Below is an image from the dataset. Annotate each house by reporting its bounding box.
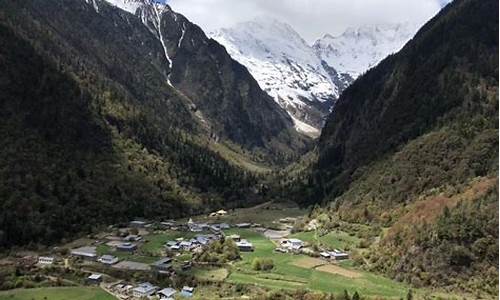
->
[132,282,158,298]
[116,242,137,252]
[130,220,147,228]
[160,221,176,229]
[157,287,177,299]
[236,239,254,252]
[281,239,304,250]
[179,241,193,250]
[151,257,173,273]
[330,250,349,260]
[38,256,54,265]
[87,274,103,284]
[98,255,119,265]
[124,235,142,242]
[187,218,204,232]
[219,223,230,229]
[209,224,221,233]
[179,286,194,298]
[216,209,227,216]
[236,223,251,228]
[165,241,181,251]
[195,236,210,246]
[71,246,97,260]
[181,261,192,270]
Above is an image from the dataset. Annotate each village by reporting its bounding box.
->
[13,206,352,300]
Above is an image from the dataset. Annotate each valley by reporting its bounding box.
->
[0,201,477,300]
[0,0,497,299]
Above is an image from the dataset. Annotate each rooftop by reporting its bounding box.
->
[133,282,157,293]
[88,274,102,280]
[152,257,173,266]
[158,287,177,297]
[71,246,97,256]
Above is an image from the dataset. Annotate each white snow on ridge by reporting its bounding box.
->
[104,0,143,14]
[211,17,339,103]
[210,17,340,132]
[314,23,419,78]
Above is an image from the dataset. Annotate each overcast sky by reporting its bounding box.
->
[166,0,451,43]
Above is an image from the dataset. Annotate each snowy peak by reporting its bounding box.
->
[213,17,317,66]
[103,0,170,15]
[314,22,419,78]
[210,17,349,136]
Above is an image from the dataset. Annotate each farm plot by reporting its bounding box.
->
[0,287,116,300]
[226,229,411,299]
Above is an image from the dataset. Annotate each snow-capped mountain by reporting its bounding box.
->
[210,18,352,136]
[314,23,419,78]
[82,0,304,151]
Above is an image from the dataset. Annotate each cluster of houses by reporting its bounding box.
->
[165,233,221,252]
[109,281,195,299]
[274,239,350,260]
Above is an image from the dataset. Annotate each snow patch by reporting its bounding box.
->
[289,114,320,138]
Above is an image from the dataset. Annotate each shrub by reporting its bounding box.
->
[252,258,274,271]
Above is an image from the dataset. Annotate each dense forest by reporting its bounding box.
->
[285,0,499,294]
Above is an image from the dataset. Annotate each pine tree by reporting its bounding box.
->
[352,291,360,300]
[406,290,413,300]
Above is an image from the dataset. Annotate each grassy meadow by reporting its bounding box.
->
[0,287,116,300]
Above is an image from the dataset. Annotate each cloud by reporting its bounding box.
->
[167,0,450,43]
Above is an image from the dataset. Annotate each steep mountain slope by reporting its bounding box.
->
[291,0,498,294]
[210,18,353,136]
[314,23,419,78]
[0,0,307,248]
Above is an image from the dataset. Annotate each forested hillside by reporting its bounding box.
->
[0,0,307,248]
[288,0,498,294]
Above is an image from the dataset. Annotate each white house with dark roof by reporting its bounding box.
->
[330,250,349,260]
[151,257,173,273]
[116,242,137,252]
[132,282,158,298]
[98,255,119,265]
[87,274,102,284]
[38,256,54,265]
[180,286,194,298]
[157,287,177,299]
[281,238,305,251]
[236,239,254,252]
[71,246,97,260]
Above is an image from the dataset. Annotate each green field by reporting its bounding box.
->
[225,229,411,299]
[0,287,116,300]
[95,230,197,264]
[187,201,307,229]
[141,231,196,254]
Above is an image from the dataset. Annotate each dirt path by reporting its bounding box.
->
[292,257,325,269]
[316,264,362,279]
[292,257,362,279]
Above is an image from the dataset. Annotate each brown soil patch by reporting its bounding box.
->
[316,264,362,279]
[390,177,497,233]
[292,257,326,269]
